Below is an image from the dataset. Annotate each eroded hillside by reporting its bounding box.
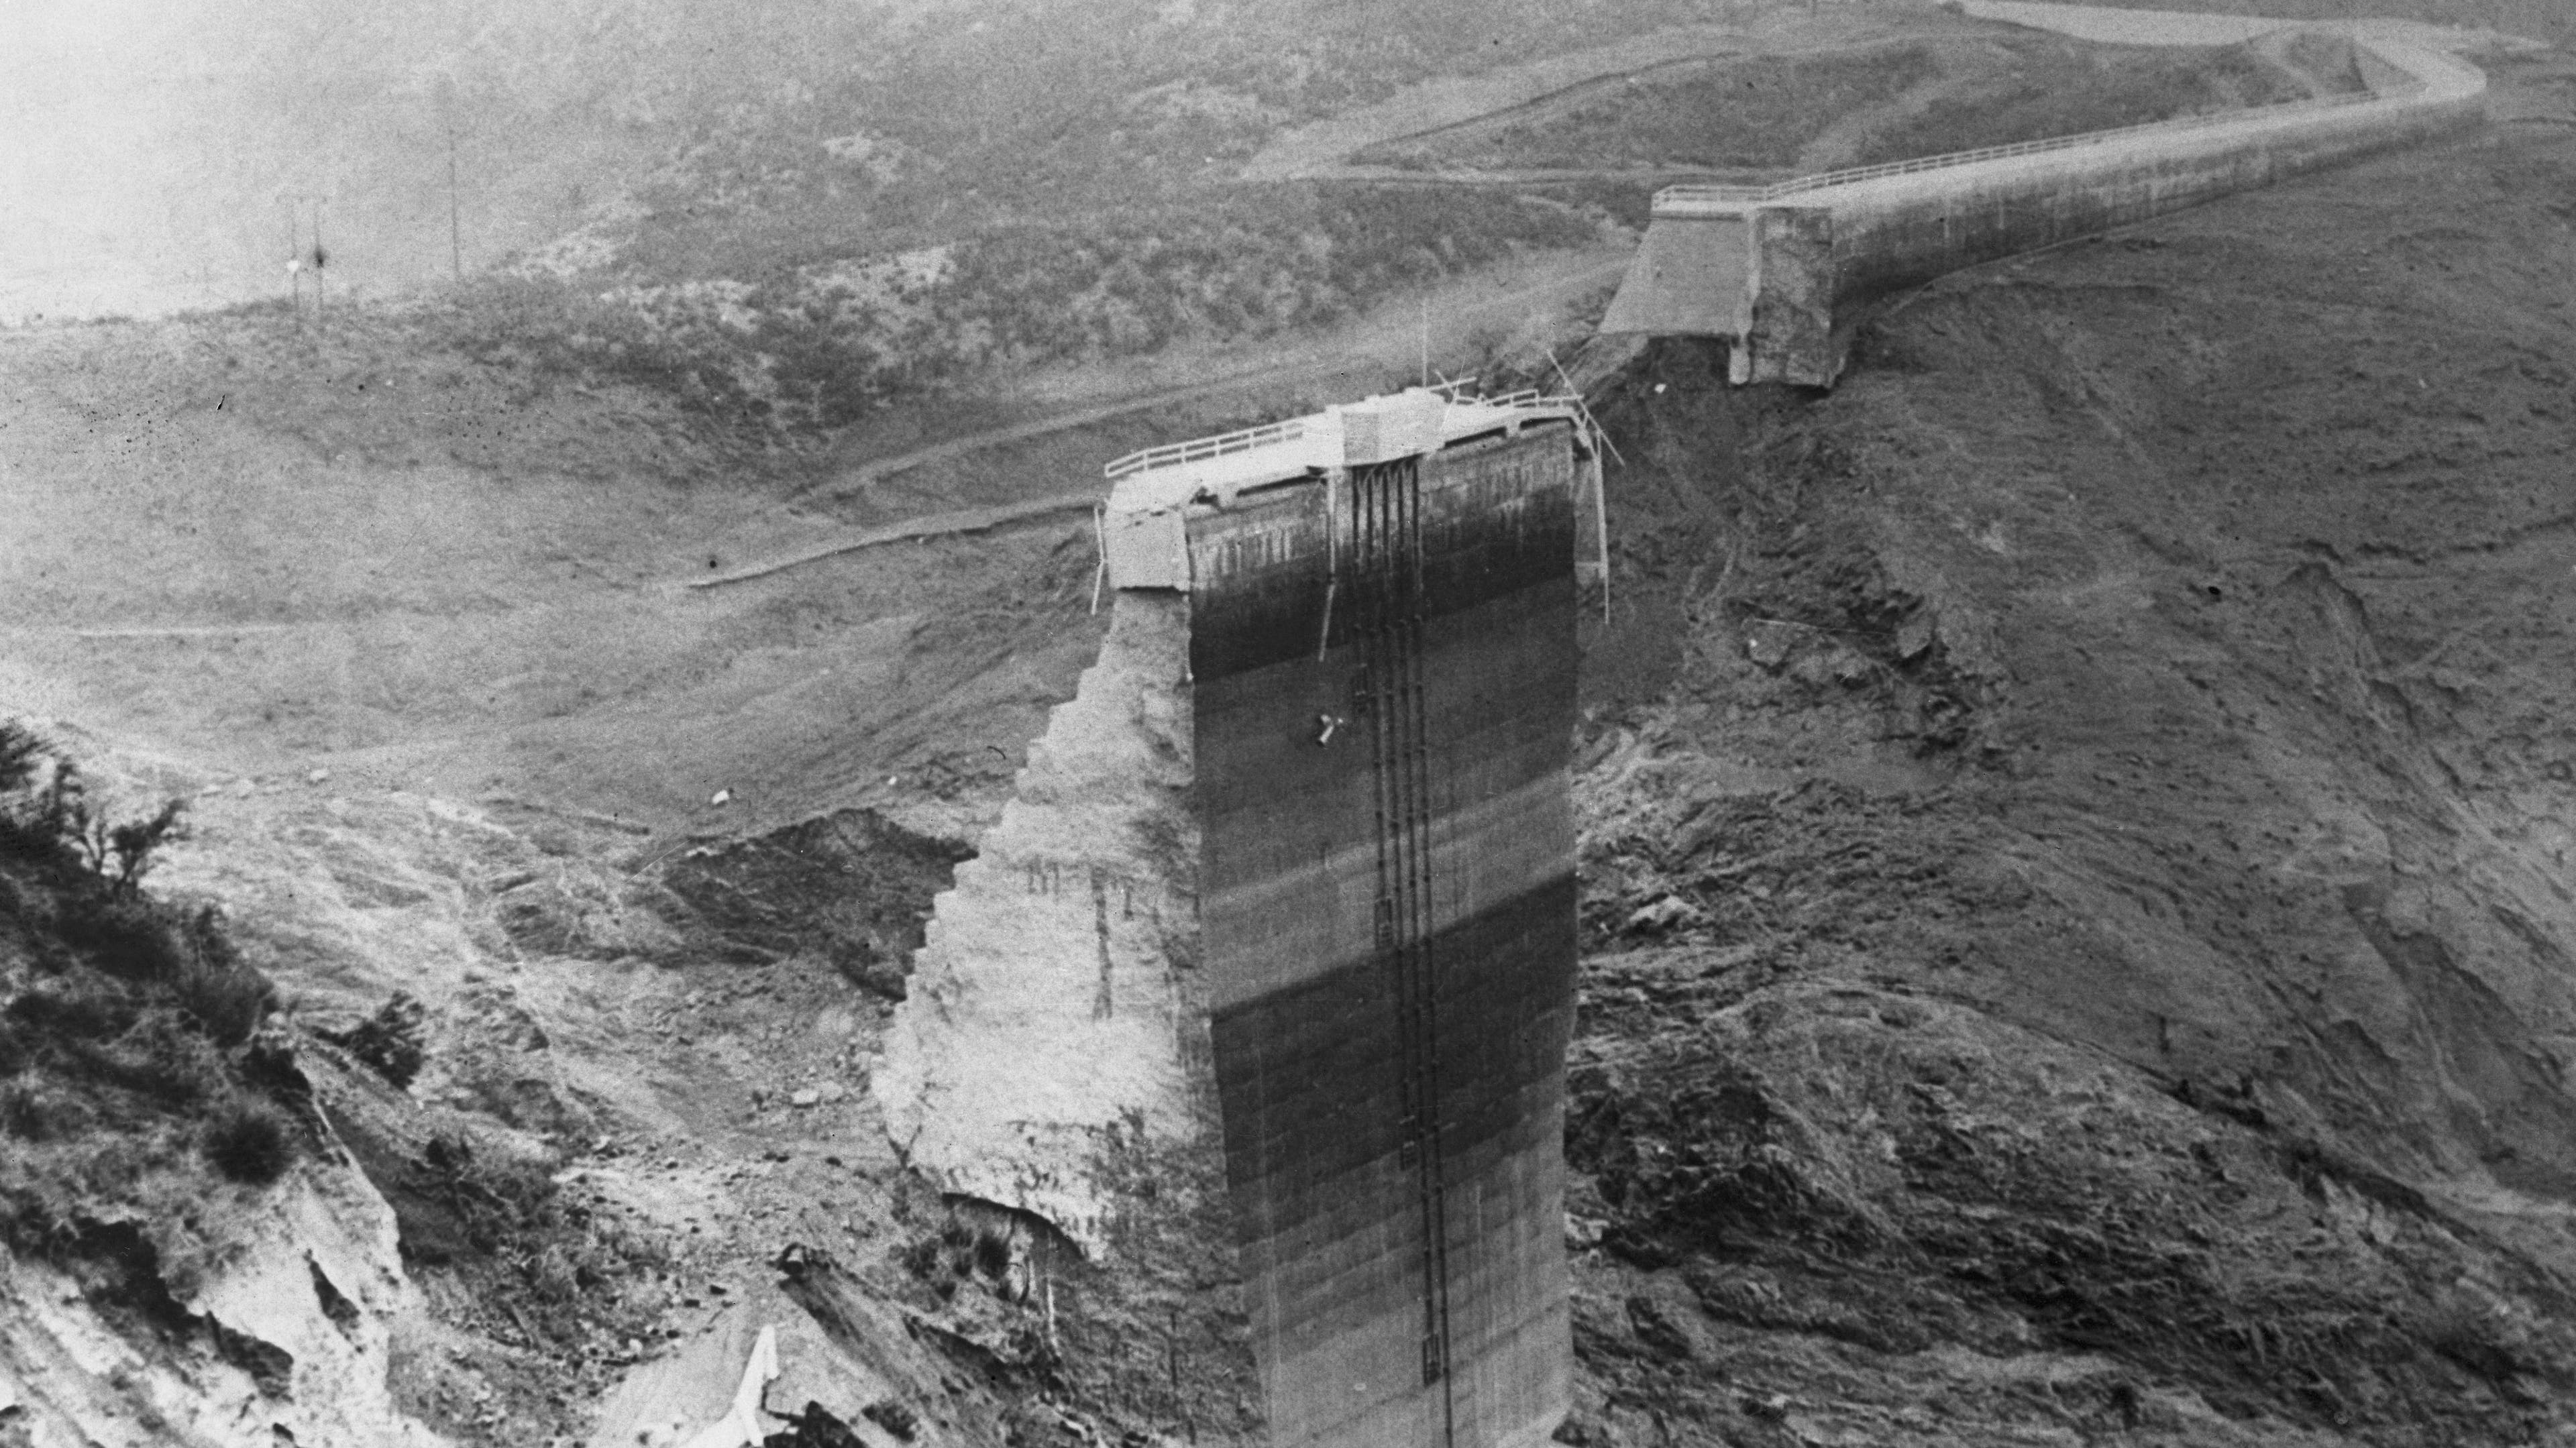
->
[1561,80,2576,1445]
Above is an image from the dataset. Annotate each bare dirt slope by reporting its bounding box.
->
[1558,74,2576,1447]
[0,311,1109,846]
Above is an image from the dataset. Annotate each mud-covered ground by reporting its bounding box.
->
[1558,80,2576,1446]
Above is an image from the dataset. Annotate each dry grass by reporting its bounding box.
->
[446,184,1603,439]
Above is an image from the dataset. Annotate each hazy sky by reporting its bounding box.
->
[0,0,675,321]
[3,1,258,317]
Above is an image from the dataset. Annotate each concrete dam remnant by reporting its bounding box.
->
[883,386,1605,1447]
[1601,11,2489,386]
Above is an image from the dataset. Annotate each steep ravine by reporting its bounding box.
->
[1558,113,2576,1445]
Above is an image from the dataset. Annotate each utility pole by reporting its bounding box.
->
[282,190,332,325]
[280,200,300,312]
[447,124,464,283]
[438,77,464,284]
[279,193,330,323]
[311,198,327,326]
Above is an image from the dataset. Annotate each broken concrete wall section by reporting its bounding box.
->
[1740,207,1837,388]
[879,590,1210,1258]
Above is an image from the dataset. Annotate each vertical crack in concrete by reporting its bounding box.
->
[1092,868,1115,1019]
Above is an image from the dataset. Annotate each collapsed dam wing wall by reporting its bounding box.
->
[884,387,1599,1447]
[1599,17,2489,385]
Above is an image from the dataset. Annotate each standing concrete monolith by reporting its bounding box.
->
[885,388,1600,1447]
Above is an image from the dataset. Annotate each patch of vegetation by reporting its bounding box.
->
[884,1118,1262,1446]
[447,0,1684,445]
[320,991,428,1090]
[465,183,1599,436]
[1361,48,1942,172]
[429,276,768,429]
[0,720,307,1307]
[1855,40,2310,164]
[639,0,1733,235]
[203,1100,294,1186]
[319,1105,674,1431]
[934,186,1597,362]
[437,15,2299,454]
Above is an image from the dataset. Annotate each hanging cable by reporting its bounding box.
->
[1317,470,1340,661]
[1089,502,1110,615]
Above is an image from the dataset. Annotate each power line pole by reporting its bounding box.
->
[280,193,329,323]
[280,199,301,312]
[439,78,464,284]
[311,198,327,327]
[447,119,464,284]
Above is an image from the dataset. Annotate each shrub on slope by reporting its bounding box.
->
[456,184,1599,434]
[0,722,302,1298]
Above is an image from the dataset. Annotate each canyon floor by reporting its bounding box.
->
[5,15,2576,1448]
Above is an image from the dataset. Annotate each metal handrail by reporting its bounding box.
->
[1656,85,2391,211]
[1104,417,1311,480]
[1101,390,1584,481]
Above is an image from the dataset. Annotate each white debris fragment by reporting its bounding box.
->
[679,1325,778,1448]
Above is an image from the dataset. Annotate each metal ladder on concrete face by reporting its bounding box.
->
[1349,456,1458,1447]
